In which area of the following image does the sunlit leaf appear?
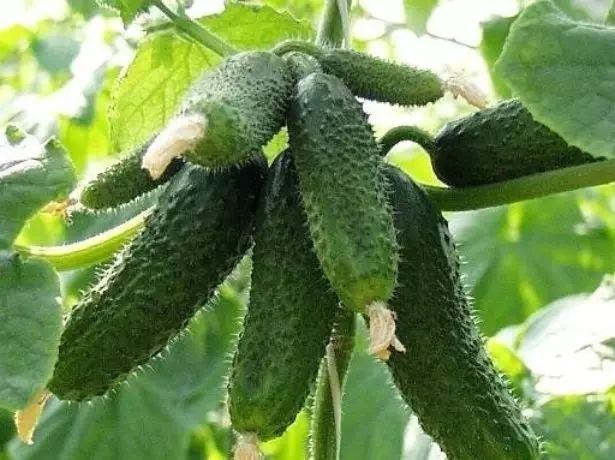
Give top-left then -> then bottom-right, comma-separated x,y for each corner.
0,253 -> 62,411
530,393 -> 615,459
404,0 -> 438,36
110,3 -> 311,152
0,126 -> 75,247
516,276 -> 615,395
495,0 -> 615,158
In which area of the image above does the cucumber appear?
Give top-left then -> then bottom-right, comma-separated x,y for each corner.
287,72 -> 398,314
432,98 -> 601,186
80,137 -> 184,210
228,152 -> 338,450
48,159 -> 264,401
385,165 -> 541,459
317,48 -> 443,107
153,51 -> 293,172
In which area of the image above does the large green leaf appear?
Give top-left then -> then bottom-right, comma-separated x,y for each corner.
110,3 -> 311,152
0,253 -> 62,411
97,0 -> 154,25
451,189 -> 615,335
515,276 -> 615,396
404,0 -> 438,36
494,0 -> 615,158
9,279 -> 247,460
340,320 -> 410,460
479,15 -> 516,98
530,393 -> 615,459
0,126 -> 75,248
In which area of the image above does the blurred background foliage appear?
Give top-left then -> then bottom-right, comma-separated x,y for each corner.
2,0 -> 615,458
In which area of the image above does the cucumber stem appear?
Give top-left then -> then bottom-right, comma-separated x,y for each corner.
152,0 -> 237,57
421,159 -> 615,211
13,209 -> 151,271
310,309 -> 356,460
379,125 -> 436,157
271,40 -> 323,58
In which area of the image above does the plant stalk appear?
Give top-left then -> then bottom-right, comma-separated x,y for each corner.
316,0 -> 352,47
14,209 -> 151,271
310,309 -> 356,460
421,160 -> 615,211
152,0 -> 237,57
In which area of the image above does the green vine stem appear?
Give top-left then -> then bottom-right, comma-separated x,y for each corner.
378,125 -> 615,211
271,39 -> 323,57
423,160 -> 615,211
14,209 -> 151,271
379,125 -> 436,156
310,309 -> 356,460
152,0 -> 237,57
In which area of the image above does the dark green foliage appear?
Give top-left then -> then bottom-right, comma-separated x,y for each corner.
48,160 -> 265,401
317,48 -> 443,106
432,98 -> 601,187
180,51 -> 293,167
288,71 -> 398,312
228,152 -> 338,441
80,138 -> 184,209
0,408 -> 15,448
385,165 -> 541,460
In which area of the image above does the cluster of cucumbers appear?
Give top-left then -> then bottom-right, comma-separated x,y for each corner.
45,40 -> 598,459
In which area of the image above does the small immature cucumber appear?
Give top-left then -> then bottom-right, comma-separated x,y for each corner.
287,72 -> 398,315
385,165 -> 541,460
81,138 -> 184,209
178,51 -> 293,168
48,160 -> 264,401
431,98 -> 601,186
317,48 -> 443,106
228,152 -> 338,448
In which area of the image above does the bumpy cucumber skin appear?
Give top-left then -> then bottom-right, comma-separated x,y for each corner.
432,98 -> 601,187
81,138 -> 184,210
180,51 -> 293,168
385,165 -> 540,460
228,152 -> 338,441
48,160 -> 265,401
317,49 -> 443,106
288,72 -> 398,312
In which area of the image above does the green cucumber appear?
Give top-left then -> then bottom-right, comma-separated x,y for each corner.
432,98 -> 601,186
273,41 -> 443,106
48,160 -> 264,401
385,165 -> 541,459
317,48 -> 443,106
228,152 -> 338,446
81,138 -> 184,210
178,51 -> 293,168
287,72 -> 398,314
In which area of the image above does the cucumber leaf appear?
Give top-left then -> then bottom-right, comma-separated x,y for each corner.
110,3 -> 311,153
0,126 -> 75,248
0,253 -> 63,411
479,15 -> 516,98
451,188 -> 615,335
404,0 -> 438,36
97,0 -> 154,25
530,393 -> 615,459
494,0 -> 615,158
